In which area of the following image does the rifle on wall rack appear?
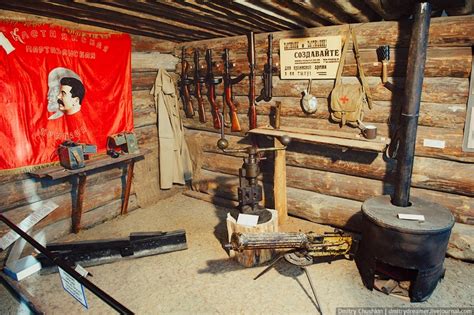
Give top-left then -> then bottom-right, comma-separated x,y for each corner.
180,47 -> 194,118
248,32 -> 257,130
223,48 -> 246,132
256,34 -> 274,103
193,49 -> 206,123
205,49 -> 222,130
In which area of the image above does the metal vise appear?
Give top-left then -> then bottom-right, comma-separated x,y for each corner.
107,132 -> 139,157
58,141 -> 97,170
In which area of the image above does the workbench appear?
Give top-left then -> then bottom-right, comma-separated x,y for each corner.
29,151 -> 146,233
248,125 -> 389,224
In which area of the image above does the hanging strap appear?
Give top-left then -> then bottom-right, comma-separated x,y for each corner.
335,27 -> 351,86
351,27 -> 373,109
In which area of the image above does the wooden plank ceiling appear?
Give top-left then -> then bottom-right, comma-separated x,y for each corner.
0,0 -> 471,42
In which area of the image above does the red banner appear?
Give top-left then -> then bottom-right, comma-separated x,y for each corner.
0,21 -> 133,172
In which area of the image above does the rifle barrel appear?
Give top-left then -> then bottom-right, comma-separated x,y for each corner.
194,49 -> 206,123
248,32 -> 257,130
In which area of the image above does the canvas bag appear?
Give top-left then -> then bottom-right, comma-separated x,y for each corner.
331,27 -> 373,127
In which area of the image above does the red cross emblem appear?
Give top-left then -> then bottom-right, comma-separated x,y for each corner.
339,96 -> 349,104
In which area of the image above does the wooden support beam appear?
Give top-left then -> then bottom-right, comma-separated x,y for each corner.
332,0 -> 381,23
292,0 -> 355,25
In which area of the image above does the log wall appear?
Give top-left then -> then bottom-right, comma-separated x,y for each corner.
0,12 -> 180,246
173,16 -> 474,260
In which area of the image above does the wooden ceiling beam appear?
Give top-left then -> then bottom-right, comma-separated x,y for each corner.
232,1 -> 306,29
290,0 -> 355,25
200,2 -> 275,32
363,0 -> 403,20
332,0 -> 381,23
223,2 -> 292,31
159,1 -> 253,34
256,0 -> 328,27
0,3 -> 183,41
55,1 -> 217,40
171,0 -> 264,33
98,0 -> 239,37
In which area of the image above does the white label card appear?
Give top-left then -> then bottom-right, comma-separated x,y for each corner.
423,139 -> 446,149
237,214 -> 259,227
59,267 -> 88,309
0,201 -> 58,250
398,213 -> 425,221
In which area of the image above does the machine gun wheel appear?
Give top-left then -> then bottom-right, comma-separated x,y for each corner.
284,251 -> 313,266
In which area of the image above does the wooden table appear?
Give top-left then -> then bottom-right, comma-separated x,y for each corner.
248,125 -> 390,224
29,150 -> 147,233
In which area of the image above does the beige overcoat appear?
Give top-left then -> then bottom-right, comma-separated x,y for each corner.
151,68 -> 193,189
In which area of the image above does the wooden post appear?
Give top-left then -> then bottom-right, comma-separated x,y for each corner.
274,139 -> 288,225
273,102 -> 287,224
72,173 -> 87,233
121,160 -> 135,215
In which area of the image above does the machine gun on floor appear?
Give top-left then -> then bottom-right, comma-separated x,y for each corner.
226,230 -> 356,266
226,230 -> 357,314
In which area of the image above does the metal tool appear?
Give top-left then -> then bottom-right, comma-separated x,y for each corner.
217,115 -> 290,223
377,45 -> 390,84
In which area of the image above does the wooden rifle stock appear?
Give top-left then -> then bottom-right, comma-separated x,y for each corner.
223,48 -> 244,132
180,48 -> 194,118
205,49 -> 222,130
248,32 -> 257,130
194,49 -> 206,123
224,87 -> 241,132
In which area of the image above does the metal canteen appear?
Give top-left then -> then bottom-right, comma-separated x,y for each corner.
301,89 -> 318,114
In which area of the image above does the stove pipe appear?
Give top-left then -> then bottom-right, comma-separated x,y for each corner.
392,2 -> 432,207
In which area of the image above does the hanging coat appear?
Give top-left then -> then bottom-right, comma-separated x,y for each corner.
150,68 -> 193,189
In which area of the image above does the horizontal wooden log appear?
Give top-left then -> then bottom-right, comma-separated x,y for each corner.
175,93 -> 465,130
198,151 -> 473,224
134,108 -> 156,128
230,76 -> 469,105
135,124 -> 158,149
136,70 -> 469,104
186,185 -> 474,262
193,169 -> 363,229
183,114 -> 474,162
133,90 -> 155,112
132,71 -> 157,91
187,129 -> 474,196
0,165 -> 129,213
22,194 -> 139,250
234,97 -> 465,129
132,52 -> 178,72
131,35 -> 175,53
181,47 -> 472,78
0,176 -> 136,236
176,15 -> 474,54
447,223 -> 474,261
